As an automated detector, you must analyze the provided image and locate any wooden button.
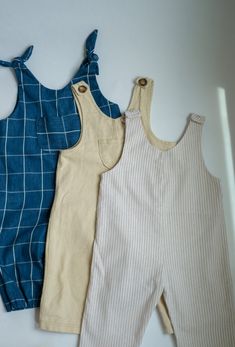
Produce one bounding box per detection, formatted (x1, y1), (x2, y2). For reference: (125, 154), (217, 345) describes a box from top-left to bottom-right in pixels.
(138, 78), (147, 87)
(78, 85), (87, 93)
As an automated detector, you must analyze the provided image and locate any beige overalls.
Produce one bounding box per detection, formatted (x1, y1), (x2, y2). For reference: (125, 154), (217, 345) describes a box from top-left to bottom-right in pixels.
(39, 79), (173, 334)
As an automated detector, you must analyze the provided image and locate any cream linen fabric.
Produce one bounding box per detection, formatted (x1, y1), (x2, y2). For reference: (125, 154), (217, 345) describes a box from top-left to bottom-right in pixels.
(39, 79), (173, 334)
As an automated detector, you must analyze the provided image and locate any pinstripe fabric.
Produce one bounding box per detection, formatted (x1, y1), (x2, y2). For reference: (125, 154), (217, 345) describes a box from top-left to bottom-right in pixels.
(39, 80), (173, 335)
(0, 30), (121, 312)
(79, 78), (235, 347)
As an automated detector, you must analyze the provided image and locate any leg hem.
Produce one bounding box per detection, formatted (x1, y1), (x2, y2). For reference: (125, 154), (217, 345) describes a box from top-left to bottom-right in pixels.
(5, 299), (40, 312)
(39, 319), (80, 334)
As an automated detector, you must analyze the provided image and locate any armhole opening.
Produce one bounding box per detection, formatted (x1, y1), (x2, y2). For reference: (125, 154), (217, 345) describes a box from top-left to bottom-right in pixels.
(0, 69), (21, 122)
(199, 125), (221, 183)
(60, 89), (84, 154)
(101, 117), (127, 177)
(91, 74), (121, 119)
(63, 73), (122, 154)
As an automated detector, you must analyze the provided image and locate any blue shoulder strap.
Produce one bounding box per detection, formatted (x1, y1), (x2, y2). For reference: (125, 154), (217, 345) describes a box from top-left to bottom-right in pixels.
(0, 59), (12, 67)
(0, 46), (33, 68)
(86, 29), (99, 62)
(78, 29), (99, 75)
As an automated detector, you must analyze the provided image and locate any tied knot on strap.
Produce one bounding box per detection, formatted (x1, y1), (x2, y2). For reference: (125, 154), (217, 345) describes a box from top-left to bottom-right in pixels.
(14, 45), (34, 63)
(0, 46), (34, 68)
(85, 29), (98, 63)
(86, 49), (99, 63)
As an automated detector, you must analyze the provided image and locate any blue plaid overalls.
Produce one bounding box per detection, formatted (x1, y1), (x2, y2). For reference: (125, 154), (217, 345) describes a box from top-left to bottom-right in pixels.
(0, 30), (121, 312)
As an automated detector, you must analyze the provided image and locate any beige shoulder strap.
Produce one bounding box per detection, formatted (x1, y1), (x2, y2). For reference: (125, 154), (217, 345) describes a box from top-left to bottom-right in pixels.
(128, 77), (176, 151)
(128, 77), (153, 122)
(71, 81), (99, 117)
(71, 81), (125, 143)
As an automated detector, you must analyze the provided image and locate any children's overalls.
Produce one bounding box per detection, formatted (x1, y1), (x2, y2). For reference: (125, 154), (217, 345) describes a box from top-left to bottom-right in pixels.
(0, 30), (121, 312)
(39, 79), (173, 335)
(78, 77), (235, 347)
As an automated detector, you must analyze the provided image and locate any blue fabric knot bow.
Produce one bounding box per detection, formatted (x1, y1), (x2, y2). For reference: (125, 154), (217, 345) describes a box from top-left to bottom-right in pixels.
(87, 50), (99, 62)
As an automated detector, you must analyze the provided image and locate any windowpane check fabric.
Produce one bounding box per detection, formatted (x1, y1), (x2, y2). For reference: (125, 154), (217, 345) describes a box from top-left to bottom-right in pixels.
(78, 78), (235, 347)
(0, 30), (121, 312)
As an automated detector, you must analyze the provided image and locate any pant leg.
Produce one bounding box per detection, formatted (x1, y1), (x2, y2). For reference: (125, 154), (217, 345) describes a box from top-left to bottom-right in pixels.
(79, 238), (164, 347)
(163, 214), (235, 347)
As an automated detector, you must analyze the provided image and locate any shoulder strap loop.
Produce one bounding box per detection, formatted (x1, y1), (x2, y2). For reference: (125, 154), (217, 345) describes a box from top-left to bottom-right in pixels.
(190, 113), (205, 125)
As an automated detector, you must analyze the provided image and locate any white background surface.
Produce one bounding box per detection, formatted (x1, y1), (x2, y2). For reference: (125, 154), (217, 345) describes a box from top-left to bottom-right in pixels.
(0, 0), (234, 346)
